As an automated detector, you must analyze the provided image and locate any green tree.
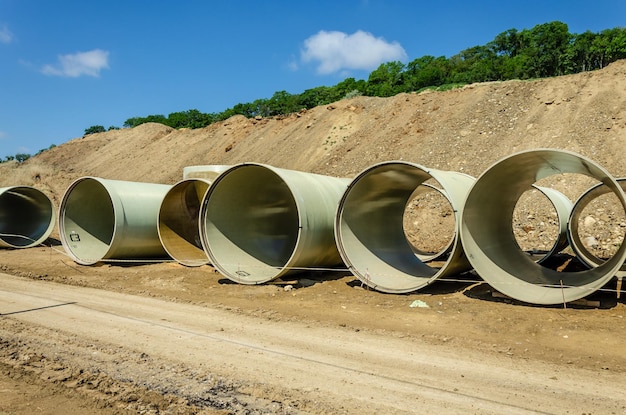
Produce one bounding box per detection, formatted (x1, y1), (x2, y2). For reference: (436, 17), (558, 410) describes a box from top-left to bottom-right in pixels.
(527, 21), (572, 77)
(565, 31), (597, 72)
(297, 86), (334, 109)
(599, 27), (626, 67)
(265, 90), (300, 116)
(334, 77), (367, 99)
(405, 55), (449, 90)
(366, 61), (406, 97)
(491, 28), (527, 57)
(84, 125), (106, 136)
(450, 45), (499, 82)
(15, 153), (30, 163)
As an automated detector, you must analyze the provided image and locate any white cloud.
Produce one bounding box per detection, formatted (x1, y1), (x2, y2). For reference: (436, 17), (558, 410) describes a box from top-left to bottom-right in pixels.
(0, 131), (7, 139)
(0, 24), (14, 44)
(42, 49), (110, 77)
(301, 30), (407, 75)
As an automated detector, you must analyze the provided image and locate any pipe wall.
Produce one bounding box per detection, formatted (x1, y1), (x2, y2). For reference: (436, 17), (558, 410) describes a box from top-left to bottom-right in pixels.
(200, 163), (350, 284)
(532, 185), (573, 264)
(59, 177), (171, 265)
(0, 186), (55, 248)
(335, 161), (475, 293)
(460, 149), (626, 305)
(568, 178), (626, 269)
(158, 178), (211, 266)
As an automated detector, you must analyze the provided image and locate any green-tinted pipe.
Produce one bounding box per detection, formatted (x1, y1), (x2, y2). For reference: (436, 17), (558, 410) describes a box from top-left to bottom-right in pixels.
(461, 149), (626, 305)
(158, 178), (212, 267)
(59, 177), (171, 265)
(158, 165), (231, 266)
(158, 166), (231, 266)
(200, 163), (350, 284)
(335, 161), (476, 293)
(0, 186), (55, 248)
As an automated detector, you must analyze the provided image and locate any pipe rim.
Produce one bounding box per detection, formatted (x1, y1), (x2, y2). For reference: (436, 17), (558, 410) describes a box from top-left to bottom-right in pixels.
(406, 183), (456, 262)
(158, 178), (211, 267)
(335, 161), (474, 293)
(0, 186), (55, 248)
(59, 177), (120, 265)
(529, 185), (573, 264)
(568, 178), (626, 268)
(460, 149), (626, 305)
(200, 163), (302, 283)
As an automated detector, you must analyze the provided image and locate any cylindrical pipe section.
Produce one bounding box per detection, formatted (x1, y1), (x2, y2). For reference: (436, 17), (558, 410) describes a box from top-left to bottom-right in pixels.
(532, 185), (573, 264)
(200, 163), (350, 284)
(460, 149), (626, 305)
(335, 161), (476, 293)
(59, 177), (172, 265)
(568, 178), (626, 269)
(0, 186), (55, 248)
(158, 178), (211, 266)
(182, 165), (231, 180)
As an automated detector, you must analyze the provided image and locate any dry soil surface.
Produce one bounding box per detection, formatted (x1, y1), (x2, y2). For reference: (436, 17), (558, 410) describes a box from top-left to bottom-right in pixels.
(2, 61), (626, 414)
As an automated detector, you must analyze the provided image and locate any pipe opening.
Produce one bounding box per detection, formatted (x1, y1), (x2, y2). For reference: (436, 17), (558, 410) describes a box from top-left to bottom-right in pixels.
(336, 162), (474, 293)
(202, 165), (299, 283)
(461, 149), (626, 304)
(569, 178), (626, 268)
(0, 187), (55, 248)
(158, 179), (210, 266)
(512, 185), (572, 263)
(60, 178), (115, 263)
(403, 183), (455, 262)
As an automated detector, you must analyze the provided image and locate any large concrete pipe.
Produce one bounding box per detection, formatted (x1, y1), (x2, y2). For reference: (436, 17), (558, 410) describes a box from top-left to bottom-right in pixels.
(59, 177), (172, 265)
(200, 163), (350, 284)
(182, 165), (231, 180)
(568, 178), (626, 268)
(158, 178), (213, 266)
(0, 186), (55, 248)
(460, 149), (626, 305)
(335, 161), (476, 294)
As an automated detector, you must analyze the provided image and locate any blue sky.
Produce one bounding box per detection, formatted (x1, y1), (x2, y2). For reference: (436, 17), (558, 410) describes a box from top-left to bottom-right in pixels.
(1, 0), (625, 158)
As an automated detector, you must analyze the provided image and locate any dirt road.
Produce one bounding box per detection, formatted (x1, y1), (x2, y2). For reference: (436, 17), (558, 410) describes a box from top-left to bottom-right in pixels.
(1, 273), (624, 414)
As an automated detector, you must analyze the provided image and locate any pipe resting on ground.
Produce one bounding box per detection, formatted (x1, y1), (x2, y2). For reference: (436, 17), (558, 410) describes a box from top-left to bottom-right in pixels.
(60, 177), (171, 265)
(460, 149), (626, 305)
(200, 163), (350, 284)
(0, 186), (55, 248)
(335, 161), (476, 293)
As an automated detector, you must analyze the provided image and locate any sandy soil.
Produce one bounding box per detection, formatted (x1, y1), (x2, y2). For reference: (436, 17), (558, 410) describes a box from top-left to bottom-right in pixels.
(2, 60), (626, 414)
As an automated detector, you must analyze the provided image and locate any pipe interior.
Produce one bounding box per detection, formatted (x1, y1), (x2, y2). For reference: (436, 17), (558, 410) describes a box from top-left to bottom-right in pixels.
(203, 166), (299, 282)
(337, 164), (442, 293)
(569, 179), (626, 268)
(403, 184), (455, 261)
(461, 150), (626, 304)
(159, 180), (209, 266)
(0, 188), (54, 247)
(61, 179), (115, 263)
